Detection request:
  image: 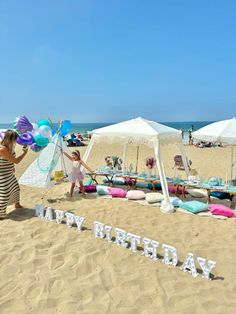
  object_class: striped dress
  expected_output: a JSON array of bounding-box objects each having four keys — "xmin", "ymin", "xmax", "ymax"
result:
[{"xmin": 0, "ymin": 151, "xmax": 20, "ymax": 218}]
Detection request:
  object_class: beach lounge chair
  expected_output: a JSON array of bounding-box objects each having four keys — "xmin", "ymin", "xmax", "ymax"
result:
[{"xmin": 173, "ymin": 155, "xmax": 192, "ymax": 171}]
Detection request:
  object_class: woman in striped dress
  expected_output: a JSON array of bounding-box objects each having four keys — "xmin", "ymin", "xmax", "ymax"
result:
[{"xmin": 0, "ymin": 130, "xmax": 28, "ymax": 219}]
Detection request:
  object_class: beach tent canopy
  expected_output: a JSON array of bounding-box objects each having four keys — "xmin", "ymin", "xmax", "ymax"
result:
[
  {"xmin": 192, "ymin": 118, "xmax": 236, "ymax": 145},
  {"xmin": 82, "ymin": 117, "xmax": 189, "ymax": 213},
  {"xmin": 19, "ymin": 134, "xmax": 72, "ymax": 188},
  {"xmin": 192, "ymin": 118, "xmax": 236, "ymax": 181},
  {"xmin": 91, "ymin": 117, "xmax": 182, "ymax": 146}
]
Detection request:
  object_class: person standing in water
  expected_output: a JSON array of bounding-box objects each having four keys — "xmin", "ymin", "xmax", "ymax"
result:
[{"xmin": 188, "ymin": 125, "xmax": 194, "ymax": 145}]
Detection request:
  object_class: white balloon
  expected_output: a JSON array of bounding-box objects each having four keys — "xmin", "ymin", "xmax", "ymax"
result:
[
  {"xmin": 32, "ymin": 123, "xmax": 38, "ymax": 131},
  {"xmin": 38, "ymin": 125, "xmax": 52, "ymax": 138}
]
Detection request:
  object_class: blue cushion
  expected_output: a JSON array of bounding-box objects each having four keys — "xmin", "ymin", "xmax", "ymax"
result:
[
  {"xmin": 170, "ymin": 197, "xmax": 183, "ymax": 207},
  {"xmin": 148, "ymin": 183, "xmax": 162, "ymax": 190},
  {"xmin": 97, "ymin": 185, "xmax": 109, "ymax": 195},
  {"xmin": 103, "ymin": 178, "xmax": 125, "ymax": 185},
  {"xmin": 136, "ymin": 181, "xmax": 149, "ymax": 188},
  {"xmin": 210, "ymin": 191, "xmax": 232, "ymax": 200},
  {"xmin": 180, "ymin": 201, "xmax": 209, "ymax": 213},
  {"xmin": 84, "ymin": 177, "xmax": 93, "ymax": 186}
]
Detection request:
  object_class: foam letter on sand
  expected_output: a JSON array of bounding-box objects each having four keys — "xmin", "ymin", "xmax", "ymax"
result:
[
  {"xmin": 74, "ymin": 216, "xmax": 85, "ymax": 232},
  {"xmin": 162, "ymin": 244, "xmax": 178, "ymax": 266},
  {"xmin": 115, "ymin": 228, "xmax": 128, "ymax": 248},
  {"xmin": 181, "ymin": 253, "xmax": 198, "ymax": 277},
  {"xmin": 35, "ymin": 204, "xmax": 45, "ymax": 218},
  {"xmin": 93, "ymin": 221, "xmax": 113, "ymax": 242},
  {"xmin": 93, "ymin": 221, "xmax": 105, "ymax": 238},
  {"xmin": 197, "ymin": 257, "xmax": 216, "ymax": 280},
  {"xmin": 55, "ymin": 210, "xmax": 65, "ymax": 224},
  {"xmin": 104, "ymin": 225, "xmax": 112, "ymax": 242},
  {"xmin": 127, "ymin": 233, "xmax": 141, "ymax": 252},
  {"xmin": 44, "ymin": 207, "xmax": 53, "ymax": 221},
  {"xmin": 65, "ymin": 212, "xmax": 75, "ymax": 228},
  {"xmin": 142, "ymin": 238, "xmax": 159, "ymax": 260}
]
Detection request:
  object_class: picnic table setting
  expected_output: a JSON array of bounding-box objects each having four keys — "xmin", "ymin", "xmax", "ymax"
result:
[{"xmin": 82, "ymin": 153, "xmax": 236, "ymax": 219}]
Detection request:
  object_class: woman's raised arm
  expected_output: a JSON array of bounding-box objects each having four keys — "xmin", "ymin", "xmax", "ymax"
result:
[{"xmin": 0, "ymin": 146, "xmax": 28, "ymax": 164}]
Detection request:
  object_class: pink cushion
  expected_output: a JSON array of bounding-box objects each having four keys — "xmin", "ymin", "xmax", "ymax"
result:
[
  {"xmin": 80, "ymin": 185, "xmax": 97, "ymax": 193},
  {"xmin": 126, "ymin": 190, "xmax": 146, "ymax": 200},
  {"xmin": 168, "ymin": 185, "xmax": 188, "ymax": 194},
  {"xmin": 108, "ymin": 187, "xmax": 127, "ymax": 198},
  {"xmin": 209, "ymin": 204, "xmax": 236, "ymax": 217}
]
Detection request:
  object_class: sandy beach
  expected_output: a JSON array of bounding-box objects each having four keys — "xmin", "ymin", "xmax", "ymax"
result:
[{"xmin": 1, "ymin": 143, "xmax": 236, "ymax": 314}]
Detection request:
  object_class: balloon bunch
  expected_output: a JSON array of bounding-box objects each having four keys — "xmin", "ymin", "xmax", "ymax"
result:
[
  {"xmin": 14, "ymin": 116, "xmax": 53, "ymax": 152},
  {"xmin": 12, "ymin": 116, "xmax": 72, "ymax": 152}
]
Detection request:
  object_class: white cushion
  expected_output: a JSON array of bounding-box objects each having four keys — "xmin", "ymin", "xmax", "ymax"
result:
[
  {"xmin": 126, "ymin": 190, "xmax": 146, "ymax": 200},
  {"xmin": 187, "ymin": 188, "xmax": 207, "ymax": 198},
  {"xmin": 146, "ymin": 192, "xmax": 164, "ymax": 203}
]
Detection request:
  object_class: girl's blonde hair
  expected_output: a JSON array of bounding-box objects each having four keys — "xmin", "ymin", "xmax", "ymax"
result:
[
  {"xmin": 1, "ymin": 130, "xmax": 18, "ymax": 151},
  {"xmin": 72, "ymin": 150, "xmax": 81, "ymax": 160}
]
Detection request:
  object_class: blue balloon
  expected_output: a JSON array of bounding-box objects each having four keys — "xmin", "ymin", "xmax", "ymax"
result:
[
  {"xmin": 52, "ymin": 127, "xmax": 58, "ymax": 136},
  {"xmin": 60, "ymin": 120, "xmax": 72, "ymax": 136}
]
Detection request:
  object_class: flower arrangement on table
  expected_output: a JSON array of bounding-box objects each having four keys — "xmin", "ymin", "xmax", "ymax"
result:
[
  {"xmin": 145, "ymin": 157, "xmax": 156, "ymax": 177},
  {"xmin": 105, "ymin": 155, "xmax": 123, "ymax": 171}
]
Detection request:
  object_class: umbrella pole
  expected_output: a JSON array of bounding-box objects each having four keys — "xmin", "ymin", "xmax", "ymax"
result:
[
  {"xmin": 230, "ymin": 145, "xmax": 234, "ymax": 182},
  {"xmin": 135, "ymin": 146, "xmax": 139, "ymax": 173}
]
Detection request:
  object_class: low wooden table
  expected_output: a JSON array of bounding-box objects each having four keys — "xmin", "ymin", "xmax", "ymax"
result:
[
  {"xmin": 173, "ymin": 181, "xmax": 236, "ymax": 202},
  {"xmin": 87, "ymin": 171, "xmax": 173, "ymax": 190}
]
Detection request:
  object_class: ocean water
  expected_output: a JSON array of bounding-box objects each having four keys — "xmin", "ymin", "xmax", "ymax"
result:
[
  {"xmin": 0, "ymin": 121, "xmax": 213, "ymax": 132},
  {"xmin": 0, "ymin": 121, "xmax": 213, "ymax": 140}
]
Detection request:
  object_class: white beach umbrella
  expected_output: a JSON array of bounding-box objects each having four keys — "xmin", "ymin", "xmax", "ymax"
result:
[{"xmin": 192, "ymin": 118, "xmax": 236, "ymax": 181}]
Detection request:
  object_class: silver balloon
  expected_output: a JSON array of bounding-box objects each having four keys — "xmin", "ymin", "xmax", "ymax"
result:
[
  {"xmin": 197, "ymin": 257, "xmax": 216, "ymax": 280},
  {"xmin": 181, "ymin": 253, "xmax": 198, "ymax": 277},
  {"xmin": 162, "ymin": 244, "xmax": 178, "ymax": 266},
  {"xmin": 127, "ymin": 233, "xmax": 141, "ymax": 252},
  {"xmin": 142, "ymin": 237, "xmax": 159, "ymax": 260}
]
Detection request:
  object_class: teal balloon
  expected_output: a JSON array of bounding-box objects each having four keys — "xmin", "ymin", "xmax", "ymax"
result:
[
  {"xmin": 38, "ymin": 119, "xmax": 51, "ymax": 128},
  {"xmin": 34, "ymin": 134, "xmax": 49, "ymax": 147}
]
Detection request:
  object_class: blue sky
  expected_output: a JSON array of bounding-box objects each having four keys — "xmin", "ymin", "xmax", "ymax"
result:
[{"xmin": 0, "ymin": 0, "xmax": 235, "ymax": 123}]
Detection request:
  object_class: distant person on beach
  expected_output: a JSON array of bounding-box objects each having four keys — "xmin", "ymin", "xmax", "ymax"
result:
[
  {"xmin": 0, "ymin": 130, "xmax": 28, "ymax": 219},
  {"xmin": 63, "ymin": 149, "xmax": 93, "ymax": 197},
  {"xmin": 188, "ymin": 125, "xmax": 194, "ymax": 145},
  {"xmin": 180, "ymin": 128, "xmax": 184, "ymax": 139}
]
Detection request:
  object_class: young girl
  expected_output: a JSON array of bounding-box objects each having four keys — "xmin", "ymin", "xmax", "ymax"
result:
[{"xmin": 63, "ymin": 150, "xmax": 93, "ymax": 197}]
